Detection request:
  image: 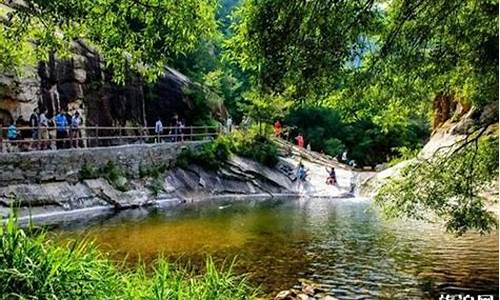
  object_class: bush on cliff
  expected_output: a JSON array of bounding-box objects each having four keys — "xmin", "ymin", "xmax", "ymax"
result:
[
  {"xmin": 0, "ymin": 216, "xmax": 257, "ymax": 299},
  {"xmin": 229, "ymin": 130, "xmax": 279, "ymax": 167},
  {"xmin": 176, "ymin": 129, "xmax": 279, "ymax": 170},
  {"xmin": 79, "ymin": 161, "xmax": 129, "ymax": 191},
  {"xmin": 176, "ymin": 137, "xmax": 232, "ymax": 170}
]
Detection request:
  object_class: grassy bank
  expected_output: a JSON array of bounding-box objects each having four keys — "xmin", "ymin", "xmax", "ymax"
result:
[{"xmin": 0, "ymin": 217, "xmax": 257, "ymax": 300}]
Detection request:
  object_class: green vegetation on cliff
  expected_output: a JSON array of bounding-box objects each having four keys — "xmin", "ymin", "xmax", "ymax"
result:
[
  {"xmin": 1, "ymin": 0, "xmax": 218, "ymax": 82},
  {"xmin": 176, "ymin": 129, "xmax": 278, "ymax": 170},
  {"xmin": 376, "ymin": 134, "xmax": 499, "ymax": 234}
]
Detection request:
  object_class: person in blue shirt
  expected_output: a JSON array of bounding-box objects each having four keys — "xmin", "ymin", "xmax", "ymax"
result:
[
  {"xmin": 54, "ymin": 110, "xmax": 68, "ymax": 149},
  {"xmin": 6, "ymin": 121, "xmax": 18, "ymax": 152},
  {"xmin": 296, "ymin": 163, "xmax": 307, "ymax": 182},
  {"xmin": 7, "ymin": 121, "xmax": 17, "ymax": 141}
]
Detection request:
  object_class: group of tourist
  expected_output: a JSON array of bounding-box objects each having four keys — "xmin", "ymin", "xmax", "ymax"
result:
[
  {"xmin": 153, "ymin": 114, "xmax": 187, "ymax": 143},
  {"xmin": 1, "ymin": 107, "xmax": 82, "ymax": 152}
]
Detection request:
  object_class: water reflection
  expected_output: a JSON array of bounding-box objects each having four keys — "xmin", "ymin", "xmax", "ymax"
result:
[{"xmin": 53, "ymin": 197, "xmax": 498, "ymax": 299}]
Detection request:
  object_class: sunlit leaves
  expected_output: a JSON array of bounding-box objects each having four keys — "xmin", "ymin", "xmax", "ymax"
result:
[
  {"xmin": 375, "ymin": 135, "xmax": 499, "ymax": 234},
  {"xmin": 225, "ymin": 0, "xmax": 381, "ymax": 97},
  {"xmin": 0, "ymin": 0, "xmax": 218, "ymax": 82}
]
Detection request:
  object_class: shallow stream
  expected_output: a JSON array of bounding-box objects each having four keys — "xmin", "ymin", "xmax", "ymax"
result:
[{"xmin": 52, "ymin": 197, "xmax": 498, "ymax": 299}]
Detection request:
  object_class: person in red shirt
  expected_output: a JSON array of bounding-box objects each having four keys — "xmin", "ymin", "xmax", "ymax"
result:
[
  {"xmin": 274, "ymin": 120, "xmax": 282, "ymax": 137},
  {"xmin": 295, "ymin": 133, "xmax": 304, "ymax": 148}
]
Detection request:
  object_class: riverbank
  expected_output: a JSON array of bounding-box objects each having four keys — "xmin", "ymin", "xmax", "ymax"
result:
[
  {"xmin": 0, "ymin": 140, "xmax": 362, "ymax": 223},
  {"xmin": 0, "ymin": 214, "xmax": 258, "ymax": 300}
]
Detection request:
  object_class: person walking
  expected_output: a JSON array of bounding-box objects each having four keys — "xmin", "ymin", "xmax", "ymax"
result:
[
  {"xmin": 55, "ymin": 110, "xmax": 68, "ymax": 149},
  {"xmin": 342, "ymin": 150, "xmax": 348, "ymax": 162},
  {"xmin": 154, "ymin": 117, "xmax": 163, "ymax": 143},
  {"xmin": 64, "ymin": 109, "xmax": 73, "ymax": 148},
  {"xmin": 172, "ymin": 114, "xmax": 179, "ymax": 142},
  {"xmin": 226, "ymin": 116, "xmax": 233, "ymax": 134},
  {"xmin": 179, "ymin": 119, "xmax": 186, "ymax": 142},
  {"xmin": 325, "ymin": 167, "xmax": 337, "ymax": 185},
  {"xmin": 274, "ymin": 120, "xmax": 282, "ymax": 138},
  {"xmin": 39, "ymin": 109, "xmax": 49, "ymax": 150},
  {"xmin": 71, "ymin": 111, "xmax": 82, "ymax": 148},
  {"xmin": 295, "ymin": 162, "xmax": 307, "ymax": 182},
  {"xmin": 7, "ymin": 121, "xmax": 18, "ymax": 152},
  {"xmin": 29, "ymin": 108, "xmax": 39, "ymax": 150},
  {"xmin": 295, "ymin": 133, "xmax": 304, "ymax": 148}
]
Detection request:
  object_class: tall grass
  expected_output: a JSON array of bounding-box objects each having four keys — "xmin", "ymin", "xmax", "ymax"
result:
[{"xmin": 0, "ymin": 216, "xmax": 258, "ymax": 299}]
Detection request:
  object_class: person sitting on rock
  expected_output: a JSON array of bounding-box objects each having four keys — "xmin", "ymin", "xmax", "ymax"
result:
[
  {"xmin": 296, "ymin": 163, "xmax": 307, "ymax": 182},
  {"xmin": 325, "ymin": 167, "xmax": 337, "ymax": 185}
]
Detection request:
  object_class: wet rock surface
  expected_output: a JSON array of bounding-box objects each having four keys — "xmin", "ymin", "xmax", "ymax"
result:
[
  {"xmin": 275, "ymin": 281, "xmax": 339, "ymax": 300},
  {"xmin": 0, "ymin": 141, "xmax": 359, "ymax": 221},
  {"xmin": 0, "ymin": 153, "xmax": 301, "ymax": 219}
]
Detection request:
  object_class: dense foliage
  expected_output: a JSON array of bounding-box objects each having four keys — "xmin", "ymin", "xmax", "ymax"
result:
[
  {"xmin": 176, "ymin": 129, "xmax": 279, "ymax": 169},
  {"xmin": 224, "ymin": 0, "xmax": 498, "ymax": 233},
  {"xmin": 0, "ymin": 216, "xmax": 257, "ymax": 299},
  {"xmin": 285, "ymin": 107, "xmax": 428, "ymax": 166},
  {"xmin": 176, "ymin": 136, "xmax": 232, "ymax": 170},
  {"xmin": 1, "ymin": 0, "xmax": 217, "ymax": 82},
  {"xmin": 376, "ymin": 134, "xmax": 499, "ymax": 234}
]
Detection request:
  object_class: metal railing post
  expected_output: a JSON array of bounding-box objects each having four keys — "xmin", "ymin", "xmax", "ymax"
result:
[{"xmin": 95, "ymin": 125, "xmax": 99, "ymax": 148}]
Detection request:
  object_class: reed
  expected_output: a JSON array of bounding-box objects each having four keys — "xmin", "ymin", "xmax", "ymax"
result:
[{"xmin": 0, "ymin": 216, "xmax": 258, "ymax": 299}]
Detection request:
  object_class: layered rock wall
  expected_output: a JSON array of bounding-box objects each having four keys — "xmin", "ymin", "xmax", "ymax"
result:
[
  {"xmin": 0, "ymin": 141, "xmax": 205, "ymax": 187},
  {"xmin": 0, "ymin": 41, "xmax": 224, "ymax": 130}
]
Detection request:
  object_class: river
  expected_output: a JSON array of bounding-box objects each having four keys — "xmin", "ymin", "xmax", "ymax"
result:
[{"xmin": 52, "ymin": 197, "xmax": 499, "ymax": 299}]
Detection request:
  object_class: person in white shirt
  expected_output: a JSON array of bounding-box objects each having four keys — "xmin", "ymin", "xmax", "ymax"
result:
[
  {"xmin": 71, "ymin": 111, "xmax": 82, "ymax": 148},
  {"xmin": 155, "ymin": 117, "xmax": 163, "ymax": 143},
  {"xmin": 342, "ymin": 151, "xmax": 348, "ymax": 162},
  {"xmin": 226, "ymin": 116, "xmax": 233, "ymax": 134},
  {"xmin": 39, "ymin": 109, "xmax": 49, "ymax": 150}
]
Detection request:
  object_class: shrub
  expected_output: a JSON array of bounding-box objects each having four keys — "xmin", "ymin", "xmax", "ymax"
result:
[
  {"xmin": 101, "ymin": 161, "xmax": 129, "ymax": 192},
  {"xmin": 0, "ymin": 216, "xmax": 258, "ymax": 299},
  {"xmin": 323, "ymin": 138, "xmax": 346, "ymax": 158},
  {"xmin": 387, "ymin": 146, "xmax": 420, "ymax": 167},
  {"xmin": 228, "ymin": 130, "xmax": 279, "ymax": 167},
  {"xmin": 79, "ymin": 161, "xmax": 130, "ymax": 192},
  {"xmin": 79, "ymin": 162, "xmax": 99, "ymax": 180},
  {"xmin": 148, "ymin": 177, "xmax": 165, "ymax": 197},
  {"xmin": 139, "ymin": 163, "xmax": 168, "ymax": 179},
  {"xmin": 176, "ymin": 137, "xmax": 232, "ymax": 170},
  {"xmin": 176, "ymin": 130, "xmax": 279, "ymax": 169}
]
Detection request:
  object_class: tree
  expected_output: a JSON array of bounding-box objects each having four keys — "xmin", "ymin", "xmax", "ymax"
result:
[
  {"xmin": 0, "ymin": 0, "xmax": 218, "ymax": 82},
  {"xmin": 238, "ymin": 89, "xmax": 293, "ymax": 135},
  {"xmin": 376, "ymin": 129, "xmax": 499, "ymax": 234},
  {"xmin": 225, "ymin": 0, "xmax": 381, "ymax": 99},
  {"xmin": 227, "ymin": 0, "xmax": 498, "ymax": 233}
]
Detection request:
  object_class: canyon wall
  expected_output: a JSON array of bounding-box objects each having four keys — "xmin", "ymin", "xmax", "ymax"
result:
[{"xmin": 0, "ymin": 40, "xmax": 225, "ymax": 129}]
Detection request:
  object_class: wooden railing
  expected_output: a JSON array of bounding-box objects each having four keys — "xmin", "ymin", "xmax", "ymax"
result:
[{"xmin": 0, "ymin": 125, "xmax": 221, "ymax": 152}]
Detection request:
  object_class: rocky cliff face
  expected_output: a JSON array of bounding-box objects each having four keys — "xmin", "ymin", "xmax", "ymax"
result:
[
  {"xmin": 0, "ymin": 40, "xmax": 224, "ymax": 128},
  {"xmin": 361, "ymin": 99, "xmax": 499, "ymax": 197}
]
